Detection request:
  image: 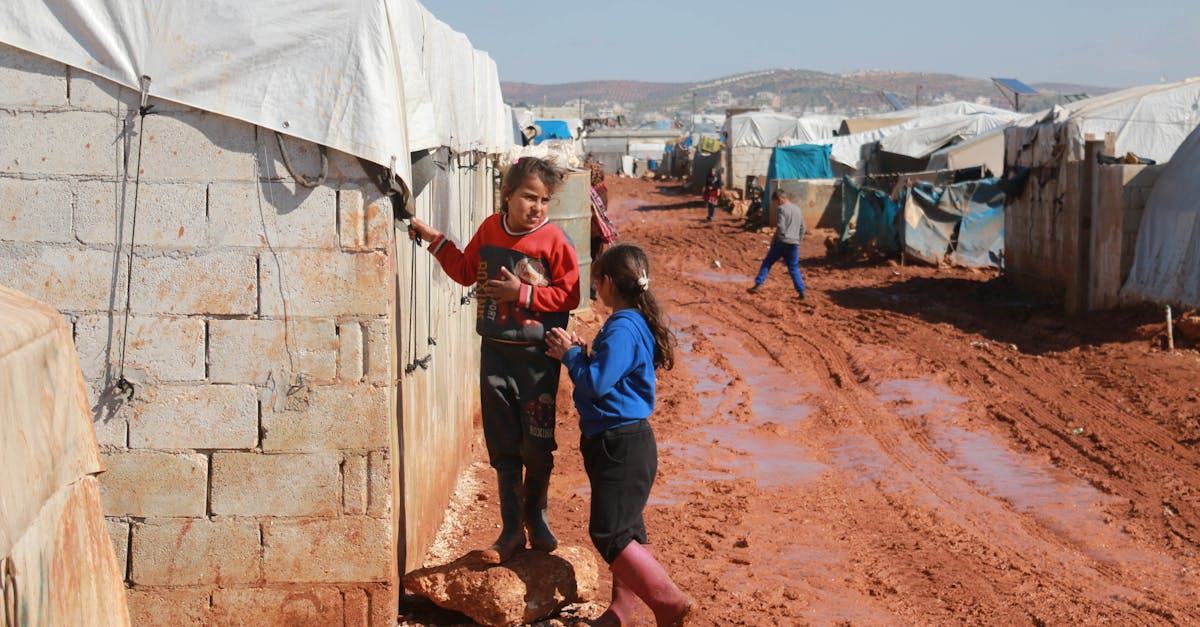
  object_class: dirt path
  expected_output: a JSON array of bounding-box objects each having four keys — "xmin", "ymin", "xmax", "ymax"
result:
[{"xmin": 403, "ymin": 177, "xmax": 1200, "ymax": 626}]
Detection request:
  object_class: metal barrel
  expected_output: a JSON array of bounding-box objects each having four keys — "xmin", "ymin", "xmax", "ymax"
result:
[{"xmin": 547, "ymin": 170, "xmax": 592, "ymax": 313}]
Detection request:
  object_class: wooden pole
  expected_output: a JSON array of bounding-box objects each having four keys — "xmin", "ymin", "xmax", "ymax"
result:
[{"xmin": 1167, "ymin": 305, "xmax": 1175, "ymax": 352}]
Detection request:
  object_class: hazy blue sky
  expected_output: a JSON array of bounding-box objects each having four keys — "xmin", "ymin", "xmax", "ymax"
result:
[{"xmin": 423, "ymin": 0, "xmax": 1197, "ymax": 88}]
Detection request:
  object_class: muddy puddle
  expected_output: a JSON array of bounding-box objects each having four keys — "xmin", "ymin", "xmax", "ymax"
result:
[{"xmin": 652, "ymin": 323, "xmax": 821, "ymax": 503}]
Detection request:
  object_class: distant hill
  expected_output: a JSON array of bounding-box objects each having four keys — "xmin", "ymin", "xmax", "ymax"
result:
[{"xmin": 501, "ymin": 70, "xmax": 1117, "ymax": 118}]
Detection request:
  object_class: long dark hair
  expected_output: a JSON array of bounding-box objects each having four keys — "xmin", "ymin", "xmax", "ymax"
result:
[{"xmin": 592, "ymin": 244, "xmax": 676, "ymax": 370}]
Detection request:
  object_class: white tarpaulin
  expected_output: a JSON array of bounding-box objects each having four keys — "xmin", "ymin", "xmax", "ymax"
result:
[
  {"xmin": 785, "ymin": 102, "xmax": 1024, "ymax": 171},
  {"xmin": 725, "ymin": 111, "xmax": 841, "ymax": 147},
  {"xmin": 0, "ymin": 0, "xmax": 516, "ymax": 182},
  {"xmin": 1006, "ymin": 77, "xmax": 1200, "ymax": 168},
  {"xmin": 1120, "ymin": 124, "xmax": 1200, "ymax": 307}
]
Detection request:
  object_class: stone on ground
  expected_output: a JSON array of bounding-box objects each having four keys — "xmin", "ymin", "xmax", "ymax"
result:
[{"xmin": 403, "ymin": 546, "xmax": 599, "ymax": 627}]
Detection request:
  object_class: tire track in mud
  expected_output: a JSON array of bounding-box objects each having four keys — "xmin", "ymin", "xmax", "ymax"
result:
[{"xmin": 604, "ymin": 178, "xmax": 1200, "ymax": 623}]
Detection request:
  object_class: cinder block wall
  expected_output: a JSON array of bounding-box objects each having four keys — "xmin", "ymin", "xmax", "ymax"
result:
[
  {"xmin": 728, "ymin": 145, "xmax": 773, "ymax": 192},
  {"xmin": 0, "ymin": 43, "xmax": 407, "ymax": 625}
]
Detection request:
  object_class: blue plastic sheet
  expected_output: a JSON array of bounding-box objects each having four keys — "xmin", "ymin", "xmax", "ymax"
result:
[
  {"xmin": 532, "ymin": 120, "xmax": 572, "ymax": 144},
  {"xmin": 903, "ymin": 178, "xmax": 1007, "ymax": 268},
  {"xmin": 841, "ymin": 176, "xmax": 901, "ymax": 253}
]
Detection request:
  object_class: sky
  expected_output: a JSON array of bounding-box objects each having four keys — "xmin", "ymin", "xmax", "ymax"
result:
[{"xmin": 423, "ymin": 0, "xmax": 1199, "ymax": 89}]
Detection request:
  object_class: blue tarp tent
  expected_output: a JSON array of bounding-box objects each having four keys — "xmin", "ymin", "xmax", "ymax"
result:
[
  {"xmin": 841, "ymin": 176, "xmax": 901, "ymax": 254},
  {"xmin": 532, "ymin": 120, "xmax": 572, "ymax": 144},
  {"xmin": 903, "ymin": 178, "xmax": 1008, "ymax": 268},
  {"xmin": 765, "ymin": 144, "xmax": 833, "ymax": 220}
]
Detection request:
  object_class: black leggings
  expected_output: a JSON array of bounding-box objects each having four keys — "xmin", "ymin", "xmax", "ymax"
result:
[{"xmin": 581, "ymin": 420, "xmax": 657, "ymax": 563}]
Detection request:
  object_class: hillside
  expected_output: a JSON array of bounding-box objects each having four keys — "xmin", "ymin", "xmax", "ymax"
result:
[{"xmin": 501, "ymin": 69, "xmax": 1114, "ymax": 118}]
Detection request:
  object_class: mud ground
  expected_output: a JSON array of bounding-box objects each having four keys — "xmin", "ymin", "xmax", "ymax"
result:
[{"xmin": 401, "ymin": 177, "xmax": 1200, "ymax": 626}]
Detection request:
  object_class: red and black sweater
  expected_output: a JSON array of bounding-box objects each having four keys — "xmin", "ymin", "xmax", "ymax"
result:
[{"xmin": 430, "ymin": 213, "xmax": 580, "ymax": 342}]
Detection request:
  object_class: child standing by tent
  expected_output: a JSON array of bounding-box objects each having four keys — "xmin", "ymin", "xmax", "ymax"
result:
[
  {"xmin": 546, "ymin": 244, "xmax": 694, "ymax": 626},
  {"xmin": 408, "ymin": 157, "xmax": 580, "ymax": 564}
]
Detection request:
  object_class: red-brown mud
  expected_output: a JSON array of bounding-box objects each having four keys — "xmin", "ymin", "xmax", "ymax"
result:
[{"xmin": 403, "ymin": 177, "xmax": 1200, "ymax": 626}]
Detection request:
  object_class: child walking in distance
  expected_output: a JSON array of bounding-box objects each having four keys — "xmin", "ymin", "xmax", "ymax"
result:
[
  {"xmin": 545, "ymin": 244, "xmax": 694, "ymax": 626},
  {"xmin": 408, "ymin": 157, "xmax": 581, "ymax": 564}
]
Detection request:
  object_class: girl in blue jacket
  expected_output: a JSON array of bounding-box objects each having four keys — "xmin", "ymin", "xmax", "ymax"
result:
[{"xmin": 546, "ymin": 244, "xmax": 694, "ymax": 626}]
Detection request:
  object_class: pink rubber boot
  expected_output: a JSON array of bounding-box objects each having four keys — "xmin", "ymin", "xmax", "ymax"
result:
[
  {"xmin": 609, "ymin": 541, "xmax": 694, "ymax": 626},
  {"xmin": 588, "ymin": 574, "xmax": 645, "ymax": 626}
]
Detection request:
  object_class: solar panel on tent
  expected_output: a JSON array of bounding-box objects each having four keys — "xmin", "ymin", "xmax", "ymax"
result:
[
  {"xmin": 992, "ymin": 78, "xmax": 1039, "ymax": 95},
  {"xmin": 883, "ymin": 92, "xmax": 904, "ymax": 111}
]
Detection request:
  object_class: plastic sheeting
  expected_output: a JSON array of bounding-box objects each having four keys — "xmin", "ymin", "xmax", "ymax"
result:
[
  {"xmin": 533, "ymin": 120, "xmax": 574, "ymax": 143},
  {"xmin": 0, "ymin": 0, "xmax": 517, "ymax": 184},
  {"xmin": 1120, "ymin": 124, "xmax": 1200, "ymax": 307},
  {"xmin": 1006, "ymin": 77, "xmax": 1200, "ymax": 169},
  {"xmin": 840, "ymin": 177, "xmax": 901, "ymax": 253},
  {"xmin": 1, "ymin": 285, "xmax": 129, "ymax": 626},
  {"xmin": 725, "ymin": 112, "xmax": 841, "ymax": 147},
  {"xmin": 903, "ymin": 179, "xmax": 1008, "ymax": 268},
  {"xmin": 788, "ymin": 103, "xmax": 1024, "ymax": 171}
]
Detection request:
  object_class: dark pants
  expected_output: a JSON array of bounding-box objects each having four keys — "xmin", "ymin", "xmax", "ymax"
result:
[
  {"xmin": 754, "ymin": 240, "xmax": 807, "ymax": 294},
  {"xmin": 480, "ymin": 339, "xmax": 560, "ymax": 476},
  {"xmin": 581, "ymin": 420, "xmax": 657, "ymax": 563}
]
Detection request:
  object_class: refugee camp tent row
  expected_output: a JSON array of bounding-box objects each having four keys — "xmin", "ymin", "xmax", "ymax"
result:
[
  {"xmin": 1003, "ymin": 77, "xmax": 1200, "ymax": 311},
  {"xmin": 722, "ymin": 111, "xmax": 841, "ymax": 191},
  {"xmin": 0, "ymin": 1, "xmax": 516, "ymax": 624}
]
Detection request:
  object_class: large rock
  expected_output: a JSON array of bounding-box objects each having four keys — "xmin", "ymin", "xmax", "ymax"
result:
[{"xmin": 403, "ymin": 546, "xmax": 600, "ymax": 627}]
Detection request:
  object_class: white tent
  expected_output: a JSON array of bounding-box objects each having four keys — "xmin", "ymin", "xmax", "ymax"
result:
[
  {"xmin": 724, "ymin": 111, "xmax": 841, "ymax": 147},
  {"xmin": 786, "ymin": 103, "xmax": 1024, "ymax": 171},
  {"xmin": 0, "ymin": 0, "xmax": 516, "ymax": 183},
  {"xmin": 1120, "ymin": 124, "xmax": 1200, "ymax": 307},
  {"xmin": 1006, "ymin": 77, "xmax": 1200, "ymax": 168}
]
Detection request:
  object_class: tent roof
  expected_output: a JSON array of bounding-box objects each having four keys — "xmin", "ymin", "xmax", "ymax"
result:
[
  {"xmin": 1120, "ymin": 123, "xmax": 1200, "ymax": 307},
  {"xmin": 1006, "ymin": 77, "xmax": 1200, "ymax": 167},
  {"xmin": 0, "ymin": 0, "xmax": 517, "ymax": 183},
  {"xmin": 724, "ymin": 111, "xmax": 841, "ymax": 148}
]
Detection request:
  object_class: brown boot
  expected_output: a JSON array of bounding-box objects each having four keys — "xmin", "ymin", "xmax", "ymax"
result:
[{"xmin": 609, "ymin": 541, "xmax": 694, "ymax": 626}]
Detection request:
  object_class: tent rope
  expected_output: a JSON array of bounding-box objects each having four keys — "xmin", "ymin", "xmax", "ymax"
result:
[{"xmin": 274, "ymin": 131, "xmax": 328, "ymax": 188}]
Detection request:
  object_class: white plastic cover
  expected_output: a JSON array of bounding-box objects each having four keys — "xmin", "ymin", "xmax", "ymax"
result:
[
  {"xmin": 0, "ymin": 0, "xmax": 516, "ymax": 182},
  {"xmin": 1120, "ymin": 124, "xmax": 1200, "ymax": 307},
  {"xmin": 1006, "ymin": 77, "xmax": 1200, "ymax": 168},
  {"xmin": 879, "ymin": 111, "xmax": 1024, "ymax": 159},
  {"xmin": 725, "ymin": 112, "xmax": 841, "ymax": 147}
]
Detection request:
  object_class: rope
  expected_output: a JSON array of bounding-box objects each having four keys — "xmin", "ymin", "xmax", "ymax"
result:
[
  {"xmin": 274, "ymin": 130, "xmax": 328, "ymax": 188},
  {"xmin": 113, "ymin": 75, "xmax": 154, "ymax": 400}
]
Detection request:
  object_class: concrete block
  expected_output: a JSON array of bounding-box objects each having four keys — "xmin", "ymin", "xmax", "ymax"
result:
[
  {"xmin": 75, "ymin": 181, "xmax": 207, "ymax": 248},
  {"xmin": 66, "ymin": 66, "xmax": 137, "ymax": 112},
  {"xmin": 261, "ymin": 384, "xmax": 387, "ymax": 451},
  {"xmin": 105, "ymin": 519, "xmax": 129, "ymax": 579},
  {"xmin": 0, "ymin": 246, "xmax": 122, "ymax": 311},
  {"xmin": 367, "ymin": 585, "xmax": 395, "ymax": 626},
  {"xmin": 130, "ymin": 384, "xmax": 258, "ymax": 449},
  {"xmin": 259, "ymin": 250, "xmax": 389, "ymax": 317},
  {"xmin": 343, "ymin": 588, "xmax": 369, "ymax": 627},
  {"xmin": 210, "ymin": 452, "xmax": 340, "ymax": 516},
  {"xmin": 129, "ymin": 252, "xmax": 257, "ymax": 315},
  {"xmin": 99, "ymin": 450, "xmax": 207, "ymax": 517},
  {"xmin": 343, "ymin": 454, "xmax": 368, "ymax": 515},
  {"xmin": 133, "ymin": 111, "xmax": 258, "ymax": 181},
  {"xmin": 211, "ymin": 587, "xmax": 344, "ymax": 627},
  {"xmin": 367, "ymin": 450, "xmax": 391, "ymax": 518},
  {"xmin": 338, "ymin": 189, "xmax": 368, "ymax": 251},
  {"xmin": 209, "ymin": 319, "xmax": 337, "ymax": 385},
  {"xmin": 209, "ymin": 182, "xmax": 337, "ymax": 248},
  {"xmin": 364, "ymin": 195, "xmax": 392, "ymax": 250},
  {"xmin": 363, "ymin": 319, "xmax": 391, "ymax": 384},
  {"xmin": 0, "ymin": 43, "xmax": 67, "ymax": 108},
  {"xmin": 0, "ymin": 110, "xmax": 124, "ymax": 177},
  {"xmin": 75, "ymin": 314, "xmax": 205, "ymax": 382},
  {"xmin": 0, "ymin": 179, "xmax": 73, "ymax": 242},
  {"xmin": 131, "ymin": 518, "xmax": 262, "ymax": 586},
  {"xmin": 127, "ymin": 589, "xmax": 212, "ymax": 626},
  {"xmin": 337, "ymin": 322, "xmax": 364, "ymax": 382},
  {"xmin": 262, "ymin": 517, "xmax": 391, "ymax": 583}
]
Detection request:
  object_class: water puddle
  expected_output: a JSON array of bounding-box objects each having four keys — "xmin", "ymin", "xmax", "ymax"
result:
[
  {"xmin": 651, "ymin": 322, "xmax": 822, "ymax": 503},
  {"xmin": 872, "ymin": 378, "xmax": 1169, "ymax": 568},
  {"xmin": 683, "ymin": 270, "xmax": 754, "ymax": 284}
]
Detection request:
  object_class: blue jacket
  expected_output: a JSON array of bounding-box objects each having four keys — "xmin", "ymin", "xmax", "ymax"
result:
[{"xmin": 561, "ymin": 309, "xmax": 656, "ymax": 437}]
